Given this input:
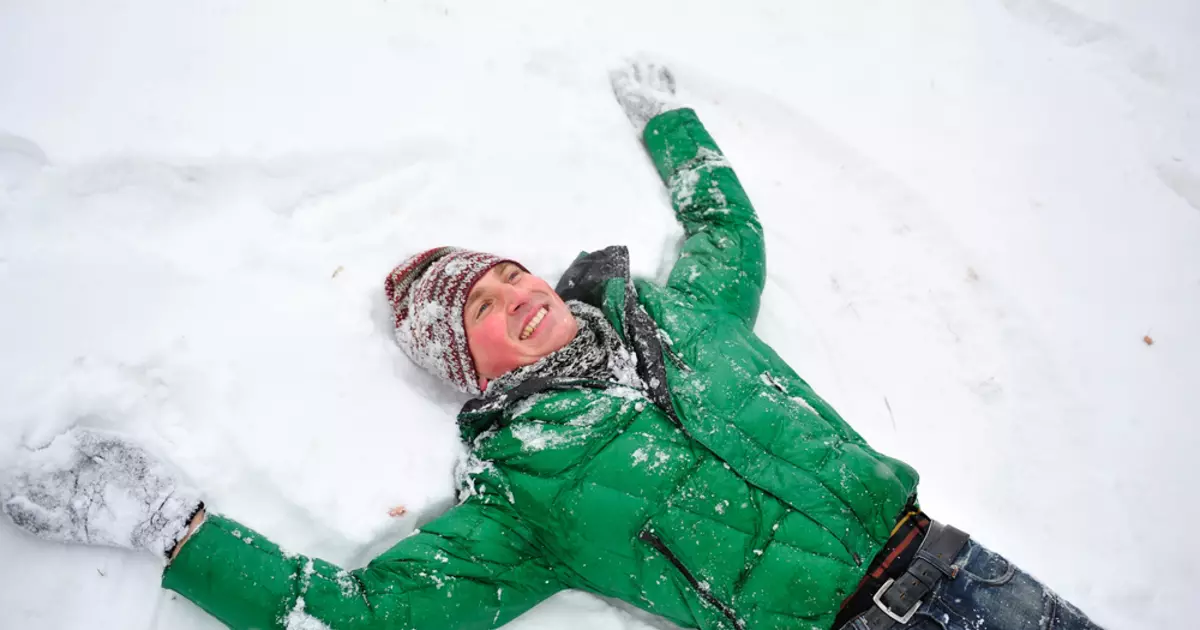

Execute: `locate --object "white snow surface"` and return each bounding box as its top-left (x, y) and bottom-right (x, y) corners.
top-left (1, 1), bottom-right (1198, 628)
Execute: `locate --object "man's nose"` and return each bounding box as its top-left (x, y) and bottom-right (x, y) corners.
top-left (502, 284), bottom-right (531, 314)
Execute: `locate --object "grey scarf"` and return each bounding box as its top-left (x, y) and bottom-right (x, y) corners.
top-left (483, 301), bottom-right (642, 397)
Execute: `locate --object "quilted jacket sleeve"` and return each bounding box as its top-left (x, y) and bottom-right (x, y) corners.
top-left (643, 108), bottom-right (766, 326)
top-left (162, 496), bottom-right (562, 629)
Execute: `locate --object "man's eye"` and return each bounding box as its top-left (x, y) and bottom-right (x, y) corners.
top-left (507, 270), bottom-right (521, 282)
top-left (478, 301), bottom-right (491, 317)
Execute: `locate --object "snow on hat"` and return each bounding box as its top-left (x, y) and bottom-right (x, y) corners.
top-left (385, 247), bottom-right (516, 395)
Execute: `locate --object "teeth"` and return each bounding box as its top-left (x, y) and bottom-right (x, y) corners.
top-left (520, 307), bottom-right (548, 340)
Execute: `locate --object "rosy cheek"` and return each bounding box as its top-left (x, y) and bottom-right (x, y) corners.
top-left (468, 316), bottom-right (515, 374)
top-left (469, 323), bottom-right (495, 352)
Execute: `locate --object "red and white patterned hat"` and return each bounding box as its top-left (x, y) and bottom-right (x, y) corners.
top-left (385, 247), bottom-right (516, 395)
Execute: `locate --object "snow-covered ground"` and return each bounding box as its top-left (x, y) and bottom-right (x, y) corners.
top-left (2, 0), bottom-right (1198, 628)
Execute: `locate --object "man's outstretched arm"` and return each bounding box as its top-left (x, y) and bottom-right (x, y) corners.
top-left (2, 427), bottom-right (561, 630)
top-left (164, 492), bottom-right (562, 629)
top-left (612, 62), bottom-right (767, 326)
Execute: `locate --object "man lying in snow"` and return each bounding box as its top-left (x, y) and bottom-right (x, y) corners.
top-left (2, 63), bottom-right (1103, 630)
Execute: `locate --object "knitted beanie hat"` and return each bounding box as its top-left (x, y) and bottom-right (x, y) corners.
top-left (385, 247), bottom-right (517, 396)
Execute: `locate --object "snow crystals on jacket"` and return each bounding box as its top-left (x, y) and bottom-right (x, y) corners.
top-left (162, 108), bottom-right (919, 630)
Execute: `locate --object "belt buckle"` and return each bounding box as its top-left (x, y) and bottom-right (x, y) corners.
top-left (872, 578), bottom-right (921, 624)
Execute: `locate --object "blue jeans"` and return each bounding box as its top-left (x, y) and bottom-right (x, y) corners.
top-left (841, 540), bottom-right (1103, 630)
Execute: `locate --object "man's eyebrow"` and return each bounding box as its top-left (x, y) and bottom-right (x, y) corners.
top-left (465, 286), bottom-right (484, 310)
top-left (465, 264), bottom-right (512, 312)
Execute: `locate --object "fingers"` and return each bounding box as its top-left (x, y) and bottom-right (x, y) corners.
top-left (643, 63), bottom-right (675, 95)
top-left (2, 494), bottom-right (66, 541)
top-left (0, 480), bottom-right (19, 520)
top-left (611, 59), bottom-right (676, 95)
top-left (609, 68), bottom-right (631, 95)
top-left (72, 427), bottom-right (136, 459)
top-left (610, 58), bottom-right (679, 132)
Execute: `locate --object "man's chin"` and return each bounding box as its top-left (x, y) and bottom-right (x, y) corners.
top-left (516, 347), bottom-right (554, 363)
top-left (515, 340), bottom-right (566, 363)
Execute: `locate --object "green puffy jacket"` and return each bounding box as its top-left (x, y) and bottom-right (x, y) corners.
top-left (162, 108), bottom-right (919, 630)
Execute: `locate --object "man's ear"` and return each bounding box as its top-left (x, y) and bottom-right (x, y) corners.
top-left (478, 377), bottom-right (488, 392)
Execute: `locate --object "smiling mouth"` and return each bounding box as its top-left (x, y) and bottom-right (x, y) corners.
top-left (520, 306), bottom-right (549, 341)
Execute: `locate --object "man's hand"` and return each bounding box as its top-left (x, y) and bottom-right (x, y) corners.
top-left (1, 427), bottom-right (203, 560)
top-left (610, 60), bottom-right (681, 133)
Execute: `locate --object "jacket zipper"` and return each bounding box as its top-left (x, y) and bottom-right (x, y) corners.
top-left (638, 530), bottom-right (744, 629)
top-left (658, 331), bottom-right (692, 373)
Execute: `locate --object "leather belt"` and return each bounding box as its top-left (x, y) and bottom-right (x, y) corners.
top-left (853, 520), bottom-right (970, 628)
top-left (833, 510), bottom-right (929, 628)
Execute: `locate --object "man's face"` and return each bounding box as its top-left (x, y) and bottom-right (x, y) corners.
top-left (464, 262), bottom-right (578, 389)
